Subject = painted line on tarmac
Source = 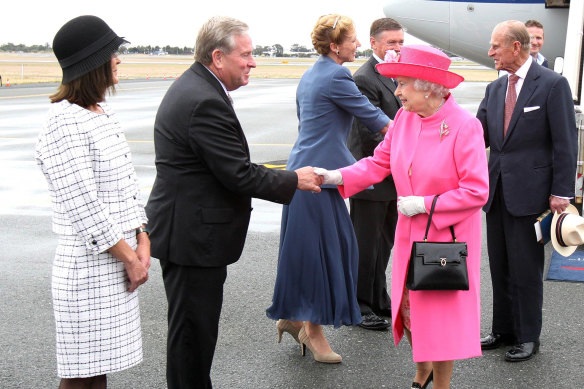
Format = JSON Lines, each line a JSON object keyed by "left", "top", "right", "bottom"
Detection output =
{"left": 117, "top": 86, "right": 172, "bottom": 91}
{"left": 0, "top": 85, "right": 169, "bottom": 100}
{"left": 0, "top": 137, "right": 294, "bottom": 154}
{"left": 125, "top": 140, "right": 293, "bottom": 146}
{"left": 0, "top": 93, "right": 51, "bottom": 100}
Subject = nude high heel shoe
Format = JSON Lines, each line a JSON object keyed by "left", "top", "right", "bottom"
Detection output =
{"left": 298, "top": 326, "right": 342, "bottom": 363}
{"left": 276, "top": 319, "right": 300, "bottom": 343}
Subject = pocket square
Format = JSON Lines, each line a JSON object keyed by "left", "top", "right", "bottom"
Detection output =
{"left": 524, "top": 106, "right": 540, "bottom": 113}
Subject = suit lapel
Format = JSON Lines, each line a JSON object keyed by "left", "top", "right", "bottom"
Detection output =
{"left": 504, "top": 62, "right": 539, "bottom": 142}
{"left": 491, "top": 78, "right": 507, "bottom": 147}
{"left": 193, "top": 62, "right": 250, "bottom": 154}
{"left": 371, "top": 57, "right": 401, "bottom": 107}
{"left": 193, "top": 62, "right": 236, "bottom": 113}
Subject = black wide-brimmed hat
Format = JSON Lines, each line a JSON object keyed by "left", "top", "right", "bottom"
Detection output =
{"left": 53, "top": 15, "right": 128, "bottom": 84}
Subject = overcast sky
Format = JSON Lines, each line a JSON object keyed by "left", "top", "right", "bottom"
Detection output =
{"left": 1, "top": 0, "right": 425, "bottom": 50}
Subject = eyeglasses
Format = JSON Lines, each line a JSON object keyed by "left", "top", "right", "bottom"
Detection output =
{"left": 332, "top": 16, "right": 340, "bottom": 30}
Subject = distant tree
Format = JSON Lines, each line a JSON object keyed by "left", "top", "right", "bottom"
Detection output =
{"left": 252, "top": 45, "right": 264, "bottom": 56}
{"left": 272, "top": 44, "right": 283, "bottom": 57}
{"left": 290, "top": 43, "right": 310, "bottom": 53}
{"left": 357, "top": 49, "right": 373, "bottom": 57}
{"left": 0, "top": 42, "right": 191, "bottom": 55}
{"left": 253, "top": 45, "right": 274, "bottom": 56}
{"left": 0, "top": 42, "right": 52, "bottom": 52}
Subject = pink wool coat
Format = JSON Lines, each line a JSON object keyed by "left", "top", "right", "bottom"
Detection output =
{"left": 339, "top": 95, "right": 489, "bottom": 362}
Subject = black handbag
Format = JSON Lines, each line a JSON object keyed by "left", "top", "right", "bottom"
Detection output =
{"left": 406, "top": 195, "right": 469, "bottom": 291}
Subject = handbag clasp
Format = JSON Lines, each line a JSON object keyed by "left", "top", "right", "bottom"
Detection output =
{"left": 440, "top": 258, "right": 447, "bottom": 266}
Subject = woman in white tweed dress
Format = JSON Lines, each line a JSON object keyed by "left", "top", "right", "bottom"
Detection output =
{"left": 35, "top": 16, "right": 150, "bottom": 388}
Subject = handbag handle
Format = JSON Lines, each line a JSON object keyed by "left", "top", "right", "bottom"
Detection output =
{"left": 423, "top": 195, "right": 457, "bottom": 242}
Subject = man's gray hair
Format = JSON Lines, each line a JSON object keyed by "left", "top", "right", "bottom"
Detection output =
{"left": 496, "top": 20, "right": 530, "bottom": 53}
{"left": 195, "top": 16, "right": 249, "bottom": 65}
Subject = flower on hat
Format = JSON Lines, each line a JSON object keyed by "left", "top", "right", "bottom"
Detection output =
{"left": 384, "top": 50, "right": 399, "bottom": 63}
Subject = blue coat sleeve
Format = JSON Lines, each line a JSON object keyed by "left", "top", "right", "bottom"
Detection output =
{"left": 329, "top": 66, "right": 389, "bottom": 132}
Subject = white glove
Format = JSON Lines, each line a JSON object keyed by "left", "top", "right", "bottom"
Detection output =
{"left": 397, "top": 196, "right": 427, "bottom": 217}
{"left": 314, "top": 167, "right": 343, "bottom": 185}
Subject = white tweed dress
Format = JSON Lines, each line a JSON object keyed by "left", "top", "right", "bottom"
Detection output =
{"left": 35, "top": 101, "right": 147, "bottom": 378}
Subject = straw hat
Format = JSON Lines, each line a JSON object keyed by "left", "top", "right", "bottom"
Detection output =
{"left": 53, "top": 15, "right": 128, "bottom": 84}
{"left": 375, "top": 45, "right": 464, "bottom": 89}
{"left": 551, "top": 204, "right": 584, "bottom": 257}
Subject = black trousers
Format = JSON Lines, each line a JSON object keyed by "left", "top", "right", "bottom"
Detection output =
{"left": 486, "top": 183, "right": 544, "bottom": 343}
{"left": 350, "top": 198, "right": 398, "bottom": 316}
{"left": 160, "top": 259, "right": 227, "bottom": 389}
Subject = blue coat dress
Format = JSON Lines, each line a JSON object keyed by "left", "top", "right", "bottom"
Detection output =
{"left": 266, "top": 55, "right": 389, "bottom": 327}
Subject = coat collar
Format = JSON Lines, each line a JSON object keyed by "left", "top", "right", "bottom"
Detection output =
{"left": 368, "top": 56, "right": 396, "bottom": 92}
{"left": 398, "top": 94, "right": 456, "bottom": 194}
{"left": 366, "top": 56, "right": 401, "bottom": 107}
{"left": 192, "top": 62, "right": 234, "bottom": 110}
{"left": 190, "top": 62, "right": 247, "bottom": 152}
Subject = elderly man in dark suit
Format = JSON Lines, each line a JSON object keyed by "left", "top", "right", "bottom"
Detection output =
{"left": 477, "top": 20, "right": 577, "bottom": 362}
{"left": 347, "top": 18, "right": 404, "bottom": 330}
{"left": 145, "top": 16, "right": 322, "bottom": 389}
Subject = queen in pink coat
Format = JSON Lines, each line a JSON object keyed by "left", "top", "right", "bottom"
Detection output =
{"left": 316, "top": 45, "right": 489, "bottom": 389}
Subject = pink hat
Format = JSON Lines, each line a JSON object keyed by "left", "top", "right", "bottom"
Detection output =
{"left": 376, "top": 45, "right": 464, "bottom": 89}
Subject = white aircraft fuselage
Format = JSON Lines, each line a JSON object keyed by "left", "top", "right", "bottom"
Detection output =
{"left": 384, "top": 0, "right": 569, "bottom": 68}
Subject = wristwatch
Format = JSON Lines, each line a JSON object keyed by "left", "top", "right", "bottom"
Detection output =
{"left": 136, "top": 226, "right": 149, "bottom": 236}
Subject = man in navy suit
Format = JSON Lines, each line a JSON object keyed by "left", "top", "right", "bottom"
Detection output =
{"left": 146, "top": 16, "right": 322, "bottom": 388}
{"left": 477, "top": 20, "right": 577, "bottom": 362}
{"left": 347, "top": 18, "right": 403, "bottom": 330}
{"left": 525, "top": 19, "right": 548, "bottom": 68}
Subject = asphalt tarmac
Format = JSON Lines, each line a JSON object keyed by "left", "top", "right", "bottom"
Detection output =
{"left": 1, "top": 78, "right": 583, "bottom": 389}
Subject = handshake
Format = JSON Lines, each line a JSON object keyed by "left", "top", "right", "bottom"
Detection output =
{"left": 294, "top": 167, "right": 343, "bottom": 193}
{"left": 294, "top": 167, "right": 426, "bottom": 216}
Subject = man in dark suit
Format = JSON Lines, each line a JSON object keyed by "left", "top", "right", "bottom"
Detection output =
{"left": 525, "top": 19, "right": 548, "bottom": 68}
{"left": 145, "top": 16, "right": 322, "bottom": 388}
{"left": 477, "top": 20, "right": 577, "bottom": 362}
{"left": 347, "top": 18, "right": 404, "bottom": 331}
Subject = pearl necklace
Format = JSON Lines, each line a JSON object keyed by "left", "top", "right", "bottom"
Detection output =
{"left": 433, "top": 98, "right": 445, "bottom": 115}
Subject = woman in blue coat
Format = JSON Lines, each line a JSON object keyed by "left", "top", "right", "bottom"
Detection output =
{"left": 266, "top": 14, "right": 390, "bottom": 363}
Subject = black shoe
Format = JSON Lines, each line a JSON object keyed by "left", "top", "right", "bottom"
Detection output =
{"left": 504, "top": 341, "right": 539, "bottom": 362}
{"left": 358, "top": 313, "right": 390, "bottom": 330}
{"left": 480, "top": 332, "right": 515, "bottom": 350}
{"left": 411, "top": 370, "right": 433, "bottom": 389}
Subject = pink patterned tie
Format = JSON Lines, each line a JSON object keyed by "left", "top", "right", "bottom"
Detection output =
{"left": 504, "top": 74, "right": 519, "bottom": 136}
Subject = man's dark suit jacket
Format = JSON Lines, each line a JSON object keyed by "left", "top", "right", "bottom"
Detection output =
{"left": 347, "top": 56, "right": 401, "bottom": 201}
{"left": 477, "top": 60, "right": 577, "bottom": 216}
{"left": 146, "top": 62, "right": 298, "bottom": 267}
